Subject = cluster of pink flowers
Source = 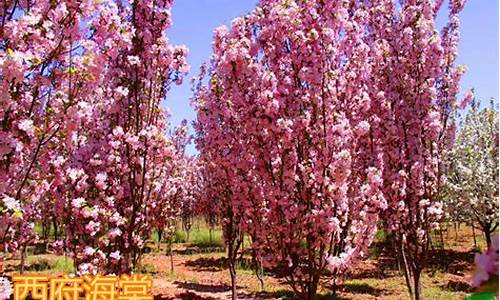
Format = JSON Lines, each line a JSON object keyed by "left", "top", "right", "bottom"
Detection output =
{"left": 194, "top": 0, "right": 467, "bottom": 299}
{"left": 1, "top": 0, "right": 473, "bottom": 299}
{"left": 0, "top": 277, "right": 11, "bottom": 300}
{"left": 1, "top": 0, "right": 191, "bottom": 274}
{"left": 472, "top": 236, "right": 499, "bottom": 288}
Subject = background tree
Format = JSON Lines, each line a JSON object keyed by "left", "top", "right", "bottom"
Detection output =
{"left": 370, "top": 1, "right": 466, "bottom": 299}
{"left": 444, "top": 98, "right": 499, "bottom": 247}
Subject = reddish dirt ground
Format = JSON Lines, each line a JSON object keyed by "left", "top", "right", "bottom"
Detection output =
{"left": 2, "top": 225, "right": 487, "bottom": 299}
{"left": 142, "top": 225, "right": 482, "bottom": 299}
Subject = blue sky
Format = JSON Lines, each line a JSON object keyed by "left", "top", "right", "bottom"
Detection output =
{"left": 165, "top": 0, "right": 499, "bottom": 154}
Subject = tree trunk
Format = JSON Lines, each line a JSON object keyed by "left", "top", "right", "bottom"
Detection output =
{"left": 256, "top": 257, "right": 264, "bottom": 291}
{"left": 413, "top": 268, "right": 422, "bottom": 300}
{"left": 227, "top": 232, "right": 241, "bottom": 300}
{"left": 439, "top": 225, "right": 445, "bottom": 249}
{"left": 484, "top": 229, "right": 492, "bottom": 248}
{"left": 331, "top": 278, "right": 337, "bottom": 300}
{"left": 229, "top": 259, "right": 237, "bottom": 300}
{"left": 472, "top": 226, "right": 477, "bottom": 248}
{"left": 168, "top": 238, "right": 174, "bottom": 273}
{"left": 401, "top": 241, "right": 413, "bottom": 298}
{"left": 53, "top": 218, "right": 59, "bottom": 241}
{"left": 454, "top": 223, "right": 458, "bottom": 241}
{"left": 307, "top": 275, "right": 319, "bottom": 300}
{"left": 157, "top": 228, "right": 163, "bottom": 251}
{"left": 20, "top": 244, "right": 27, "bottom": 274}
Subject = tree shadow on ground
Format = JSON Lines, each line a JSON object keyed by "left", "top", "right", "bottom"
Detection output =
{"left": 184, "top": 256, "right": 260, "bottom": 274}
{"left": 154, "top": 295, "right": 175, "bottom": 300}
{"left": 350, "top": 244, "right": 476, "bottom": 280}
{"left": 177, "top": 292, "right": 218, "bottom": 300}
{"left": 341, "top": 282, "right": 386, "bottom": 297}
{"left": 174, "top": 246, "right": 225, "bottom": 256}
{"left": 251, "top": 289, "right": 297, "bottom": 299}
{"left": 250, "top": 289, "right": 350, "bottom": 300}
{"left": 441, "top": 278, "right": 473, "bottom": 293}
{"left": 174, "top": 281, "right": 234, "bottom": 293}
{"left": 154, "top": 293, "right": 218, "bottom": 300}
{"left": 25, "top": 259, "right": 51, "bottom": 271}
{"left": 184, "top": 257, "right": 227, "bottom": 272}
{"left": 427, "top": 249, "right": 475, "bottom": 275}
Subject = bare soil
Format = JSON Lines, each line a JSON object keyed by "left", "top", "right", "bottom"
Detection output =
{"left": 3, "top": 224, "right": 485, "bottom": 299}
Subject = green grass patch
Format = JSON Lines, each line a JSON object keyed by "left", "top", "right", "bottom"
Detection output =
{"left": 26, "top": 256, "right": 74, "bottom": 274}
{"left": 188, "top": 227, "right": 223, "bottom": 248}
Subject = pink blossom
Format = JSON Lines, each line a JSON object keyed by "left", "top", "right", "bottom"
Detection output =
{"left": 127, "top": 55, "right": 140, "bottom": 65}
{"left": 115, "top": 86, "right": 129, "bottom": 97}
{"left": 0, "top": 277, "right": 12, "bottom": 300}
{"left": 110, "top": 251, "right": 121, "bottom": 261}
{"left": 354, "top": 121, "right": 371, "bottom": 137}
{"left": 18, "top": 119, "right": 34, "bottom": 136}
{"left": 83, "top": 246, "right": 96, "bottom": 257}
{"left": 108, "top": 228, "right": 122, "bottom": 239}
{"left": 95, "top": 173, "right": 108, "bottom": 190}
{"left": 459, "top": 89, "right": 474, "bottom": 109}
{"left": 2, "top": 195, "right": 21, "bottom": 211}
{"left": 472, "top": 235, "right": 499, "bottom": 287}
{"left": 72, "top": 197, "right": 86, "bottom": 208}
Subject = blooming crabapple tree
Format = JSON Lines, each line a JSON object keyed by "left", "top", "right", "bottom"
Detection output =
{"left": 444, "top": 100, "right": 498, "bottom": 247}
{"left": 194, "top": 66, "right": 246, "bottom": 298}
{"left": 53, "top": 0, "right": 189, "bottom": 274}
{"left": 194, "top": 153, "right": 244, "bottom": 300}
{"left": 194, "top": 1, "right": 388, "bottom": 298}
{"left": 369, "top": 1, "right": 466, "bottom": 299}
{"left": 0, "top": 0, "right": 112, "bottom": 258}
{"left": 151, "top": 121, "right": 200, "bottom": 272}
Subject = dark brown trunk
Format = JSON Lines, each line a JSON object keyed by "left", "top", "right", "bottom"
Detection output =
{"left": 53, "top": 218, "right": 59, "bottom": 241}
{"left": 484, "top": 230, "right": 492, "bottom": 248}
{"left": 229, "top": 259, "right": 237, "bottom": 300}
{"left": 472, "top": 225, "right": 477, "bottom": 247}
{"left": 157, "top": 228, "right": 163, "bottom": 251}
{"left": 307, "top": 279, "right": 318, "bottom": 300}
{"left": 169, "top": 239, "right": 174, "bottom": 273}
{"left": 401, "top": 241, "right": 413, "bottom": 297}
{"left": 331, "top": 278, "right": 337, "bottom": 300}
{"left": 256, "top": 257, "right": 264, "bottom": 291}
{"left": 20, "top": 244, "right": 27, "bottom": 274}
{"left": 413, "top": 269, "right": 422, "bottom": 300}
{"left": 439, "top": 226, "right": 445, "bottom": 249}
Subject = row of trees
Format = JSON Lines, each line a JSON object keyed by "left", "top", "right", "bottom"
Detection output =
{"left": 1, "top": 1, "right": 497, "bottom": 300}
{"left": 0, "top": 0, "right": 199, "bottom": 275}
{"left": 191, "top": 1, "right": 495, "bottom": 300}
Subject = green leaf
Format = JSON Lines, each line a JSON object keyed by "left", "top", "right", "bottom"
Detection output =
{"left": 465, "top": 292, "right": 496, "bottom": 300}
{"left": 68, "top": 66, "right": 77, "bottom": 75}
{"left": 13, "top": 209, "right": 23, "bottom": 219}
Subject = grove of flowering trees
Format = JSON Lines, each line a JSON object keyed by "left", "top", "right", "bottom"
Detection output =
{"left": 0, "top": 0, "right": 191, "bottom": 275}
{"left": 194, "top": 0, "right": 467, "bottom": 299}
{"left": 444, "top": 99, "right": 499, "bottom": 247}
{"left": 0, "top": 0, "right": 497, "bottom": 300}
{"left": 194, "top": 1, "right": 388, "bottom": 298}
